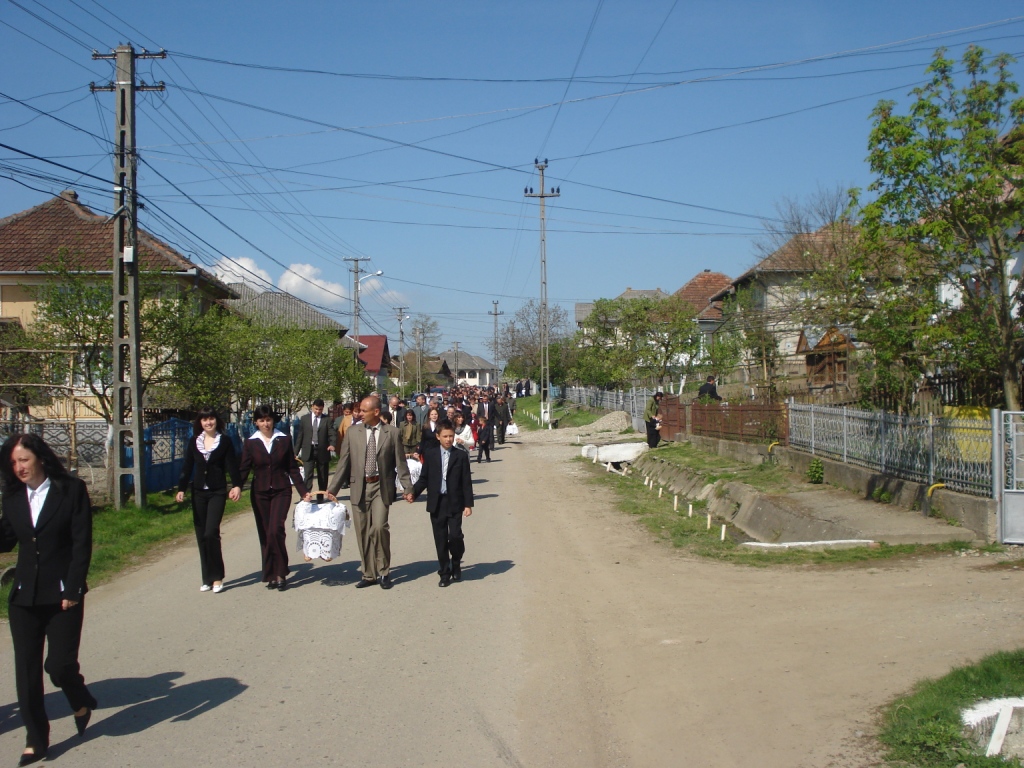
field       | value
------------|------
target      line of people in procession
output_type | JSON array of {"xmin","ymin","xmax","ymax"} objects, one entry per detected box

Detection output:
[{"xmin": 0, "ymin": 382, "xmax": 520, "ymax": 763}]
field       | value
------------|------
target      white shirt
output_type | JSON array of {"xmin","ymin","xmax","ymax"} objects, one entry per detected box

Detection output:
[
  {"xmin": 27, "ymin": 477, "xmax": 51, "ymax": 528},
  {"xmin": 249, "ymin": 430, "xmax": 286, "ymax": 453}
]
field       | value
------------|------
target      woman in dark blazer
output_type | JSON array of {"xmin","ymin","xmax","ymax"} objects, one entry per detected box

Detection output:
[
  {"xmin": 418, "ymin": 407, "xmax": 442, "ymax": 454},
  {"xmin": 237, "ymin": 405, "xmax": 310, "ymax": 591},
  {"xmin": 0, "ymin": 433, "xmax": 97, "ymax": 765},
  {"xmin": 176, "ymin": 406, "xmax": 241, "ymax": 594}
]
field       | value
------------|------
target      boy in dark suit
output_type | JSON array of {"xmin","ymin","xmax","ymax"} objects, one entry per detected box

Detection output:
[
  {"xmin": 475, "ymin": 416, "xmax": 492, "ymax": 463},
  {"xmin": 406, "ymin": 421, "xmax": 474, "ymax": 587}
]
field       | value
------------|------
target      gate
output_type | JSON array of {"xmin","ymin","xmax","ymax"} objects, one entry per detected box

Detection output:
[{"xmin": 999, "ymin": 412, "xmax": 1024, "ymax": 543}]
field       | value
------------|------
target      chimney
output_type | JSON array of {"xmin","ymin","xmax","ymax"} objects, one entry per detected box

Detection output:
[{"xmin": 59, "ymin": 190, "xmax": 78, "ymax": 202}]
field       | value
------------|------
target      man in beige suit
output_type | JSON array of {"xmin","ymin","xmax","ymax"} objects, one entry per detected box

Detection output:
[{"xmin": 328, "ymin": 396, "xmax": 412, "ymax": 589}]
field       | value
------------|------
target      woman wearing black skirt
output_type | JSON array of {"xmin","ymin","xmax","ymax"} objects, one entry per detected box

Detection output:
[
  {"xmin": 238, "ymin": 405, "xmax": 310, "ymax": 590},
  {"xmin": 176, "ymin": 406, "xmax": 241, "ymax": 594},
  {"xmin": 0, "ymin": 434, "xmax": 97, "ymax": 765}
]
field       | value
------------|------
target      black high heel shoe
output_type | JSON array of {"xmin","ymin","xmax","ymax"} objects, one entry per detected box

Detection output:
[
  {"xmin": 75, "ymin": 707, "xmax": 92, "ymax": 736},
  {"xmin": 18, "ymin": 747, "xmax": 47, "ymax": 766},
  {"xmin": 266, "ymin": 580, "xmax": 278, "ymax": 590}
]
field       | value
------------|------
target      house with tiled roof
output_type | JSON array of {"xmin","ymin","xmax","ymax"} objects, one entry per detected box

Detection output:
[
  {"xmin": 353, "ymin": 335, "xmax": 392, "ymax": 391},
  {"xmin": 0, "ymin": 190, "xmax": 235, "ymax": 325},
  {"xmin": 0, "ymin": 190, "xmax": 238, "ymax": 418},
  {"xmin": 709, "ymin": 224, "xmax": 856, "ymax": 383},
  {"xmin": 674, "ymin": 269, "xmax": 733, "ymax": 338}
]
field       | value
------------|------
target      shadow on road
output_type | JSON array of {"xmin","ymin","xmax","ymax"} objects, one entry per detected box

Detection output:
[
  {"xmin": 30, "ymin": 671, "xmax": 247, "ymax": 757},
  {"xmin": 473, "ymin": 494, "xmax": 500, "ymax": 500},
  {"xmin": 287, "ymin": 558, "xmax": 362, "ymax": 588},
  {"xmin": 461, "ymin": 559, "xmax": 514, "ymax": 581}
]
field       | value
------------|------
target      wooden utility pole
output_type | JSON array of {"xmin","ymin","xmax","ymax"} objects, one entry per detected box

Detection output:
[
  {"xmin": 453, "ymin": 341, "xmax": 460, "ymax": 387},
  {"xmin": 525, "ymin": 160, "xmax": 559, "ymax": 428},
  {"xmin": 92, "ymin": 44, "xmax": 165, "ymax": 508},
  {"xmin": 490, "ymin": 300, "xmax": 504, "ymax": 385}
]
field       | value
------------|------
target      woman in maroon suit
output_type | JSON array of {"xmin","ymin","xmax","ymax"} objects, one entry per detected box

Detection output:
[{"xmin": 238, "ymin": 405, "xmax": 311, "ymax": 591}]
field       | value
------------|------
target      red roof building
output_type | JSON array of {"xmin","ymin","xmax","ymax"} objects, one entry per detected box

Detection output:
[{"xmin": 354, "ymin": 335, "xmax": 392, "ymax": 390}]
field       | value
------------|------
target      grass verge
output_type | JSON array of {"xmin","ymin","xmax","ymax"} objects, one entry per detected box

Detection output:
[
  {"xmin": 879, "ymin": 649, "xmax": 1024, "ymax": 767},
  {"xmin": 0, "ymin": 490, "xmax": 251, "ymax": 619},
  {"xmin": 513, "ymin": 395, "xmax": 609, "ymax": 431},
  {"xmin": 582, "ymin": 458, "xmax": 972, "ymax": 567},
  {"xmin": 512, "ymin": 395, "xmax": 542, "ymax": 431}
]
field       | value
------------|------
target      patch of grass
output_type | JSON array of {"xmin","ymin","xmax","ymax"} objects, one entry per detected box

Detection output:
[
  {"xmin": 879, "ymin": 648, "xmax": 1024, "ymax": 767},
  {"xmin": 582, "ymin": 460, "xmax": 972, "ymax": 567},
  {"xmin": 512, "ymin": 395, "xmax": 541, "ymax": 431},
  {"xmin": 649, "ymin": 442, "xmax": 795, "ymax": 494},
  {"xmin": 550, "ymin": 404, "xmax": 605, "ymax": 429},
  {"xmin": 0, "ymin": 490, "xmax": 251, "ymax": 619}
]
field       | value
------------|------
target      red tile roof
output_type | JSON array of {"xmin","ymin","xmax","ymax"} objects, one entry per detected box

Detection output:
[
  {"xmin": 355, "ymin": 335, "xmax": 390, "ymax": 375},
  {"xmin": 0, "ymin": 190, "xmax": 234, "ymax": 297},
  {"xmin": 674, "ymin": 270, "xmax": 732, "ymax": 321}
]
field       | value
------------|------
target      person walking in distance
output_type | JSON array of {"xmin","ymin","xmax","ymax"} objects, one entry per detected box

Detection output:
[
  {"xmin": 476, "ymin": 416, "xmax": 493, "ymax": 463},
  {"xmin": 494, "ymin": 396, "xmax": 512, "ymax": 445},
  {"xmin": 327, "ymin": 396, "xmax": 412, "ymax": 590},
  {"xmin": 644, "ymin": 391, "xmax": 664, "ymax": 449},
  {"xmin": 406, "ymin": 421, "xmax": 473, "ymax": 587},
  {"xmin": 294, "ymin": 399, "xmax": 335, "ymax": 492},
  {"xmin": 698, "ymin": 375, "xmax": 723, "ymax": 402}
]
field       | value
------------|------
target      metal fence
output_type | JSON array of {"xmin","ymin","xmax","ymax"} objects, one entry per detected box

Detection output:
[
  {"xmin": 788, "ymin": 403, "xmax": 992, "ymax": 497},
  {"xmin": 564, "ymin": 386, "xmax": 656, "ymax": 431},
  {"xmin": 0, "ymin": 419, "xmax": 108, "ymax": 468}
]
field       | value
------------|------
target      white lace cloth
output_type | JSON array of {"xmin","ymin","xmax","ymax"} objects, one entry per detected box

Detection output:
[
  {"xmin": 397, "ymin": 457, "xmax": 422, "ymax": 491},
  {"xmin": 293, "ymin": 500, "xmax": 350, "ymax": 561}
]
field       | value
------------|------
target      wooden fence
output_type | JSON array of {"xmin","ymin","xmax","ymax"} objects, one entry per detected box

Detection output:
[{"xmin": 690, "ymin": 403, "xmax": 789, "ymax": 445}]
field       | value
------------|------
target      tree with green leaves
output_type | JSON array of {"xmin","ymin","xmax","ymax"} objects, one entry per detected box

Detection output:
[{"xmin": 859, "ymin": 45, "xmax": 1024, "ymax": 409}]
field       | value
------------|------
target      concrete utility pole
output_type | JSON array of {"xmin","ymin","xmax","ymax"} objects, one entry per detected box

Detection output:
[
  {"xmin": 490, "ymin": 300, "xmax": 504, "ymax": 385},
  {"xmin": 525, "ymin": 160, "xmax": 559, "ymax": 428},
  {"xmin": 414, "ymin": 327, "xmax": 423, "ymax": 393},
  {"xmin": 92, "ymin": 44, "xmax": 165, "ymax": 508},
  {"xmin": 394, "ymin": 306, "xmax": 408, "ymax": 389},
  {"xmin": 453, "ymin": 341, "xmax": 460, "ymax": 387},
  {"xmin": 344, "ymin": 258, "xmax": 381, "ymax": 355}
]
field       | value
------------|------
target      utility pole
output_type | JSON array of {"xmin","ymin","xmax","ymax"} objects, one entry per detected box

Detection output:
[
  {"xmin": 453, "ymin": 341, "xmax": 460, "ymax": 388},
  {"xmin": 525, "ymin": 160, "xmax": 559, "ymax": 428},
  {"xmin": 393, "ymin": 306, "xmax": 408, "ymax": 390},
  {"xmin": 91, "ymin": 44, "xmax": 165, "ymax": 508},
  {"xmin": 414, "ymin": 327, "xmax": 423, "ymax": 392},
  {"xmin": 344, "ymin": 258, "xmax": 368, "ymax": 347},
  {"xmin": 490, "ymin": 300, "xmax": 504, "ymax": 386}
]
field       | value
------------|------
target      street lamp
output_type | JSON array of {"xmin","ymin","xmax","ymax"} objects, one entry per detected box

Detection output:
[{"xmin": 352, "ymin": 269, "xmax": 383, "ymax": 347}]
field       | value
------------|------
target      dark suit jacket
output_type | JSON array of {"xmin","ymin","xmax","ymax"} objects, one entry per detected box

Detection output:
[
  {"xmin": 294, "ymin": 412, "xmax": 334, "ymax": 462},
  {"xmin": 418, "ymin": 421, "xmax": 441, "ymax": 454},
  {"xmin": 178, "ymin": 433, "xmax": 241, "ymax": 493},
  {"xmin": 412, "ymin": 444, "xmax": 474, "ymax": 515},
  {"xmin": 238, "ymin": 433, "xmax": 308, "ymax": 495},
  {"xmin": 0, "ymin": 475, "xmax": 92, "ymax": 606},
  {"xmin": 494, "ymin": 402, "xmax": 512, "ymax": 426},
  {"xmin": 475, "ymin": 402, "xmax": 496, "ymax": 422}
]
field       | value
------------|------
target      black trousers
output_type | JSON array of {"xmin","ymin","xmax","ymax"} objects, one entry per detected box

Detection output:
[
  {"xmin": 430, "ymin": 497, "xmax": 465, "ymax": 576},
  {"xmin": 302, "ymin": 453, "xmax": 330, "ymax": 492},
  {"xmin": 251, "ymin": 488, "xmax": 291, "ymax": 582},
  {"xmin": 9, "ymin": 601, "xmax": 96, "ymax": 751},
  {"xmin": 646, "ymin": 419, "xmax": 661, "ymax": 449},
  {"xmin": 477, "ymin": 441, "xmax": 491, "ymax": 462},
  {"xmin": 496, "ymin": 421, "xmax": 507, "ymax": 444},
  {"xmin": 193, "ymin": 488, "xmax": 227, "ymax": 586}
]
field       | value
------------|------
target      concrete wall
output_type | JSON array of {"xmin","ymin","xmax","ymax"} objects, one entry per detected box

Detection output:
[{"xmin": 653, "ymin": 432, "xmax": 996, "ymax": 541}]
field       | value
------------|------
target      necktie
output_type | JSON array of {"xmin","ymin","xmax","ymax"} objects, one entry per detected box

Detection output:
[
  {"xmin": 312, "ymin": 416, "xmax": 319, "ymax": 445},
  {"xmin": 365, "ymin": 426, "xmax": 378, "ymax": 477},
  {"xmin": 441, "ymin": 449, "xmax": 449, "ymax": 495}
]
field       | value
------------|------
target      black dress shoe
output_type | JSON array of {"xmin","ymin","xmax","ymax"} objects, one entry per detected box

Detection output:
[
  {"xmin": 451, "ymin": 565, "xmax": 462, "ymax": 582},
  {"xmin": 19, "ymin": 749, "xmax": 46, "ymax": 766},
  {"xmin": 277, "ymin": 578, "xmax": 288, "ymax": 591},
  {"xmin": 266, "ymin": 580, "xmax": 278, "ymax": 590},
  {"xmin": 75, "ymin": 706, "xmax": 92, "ymax": 736},
  {"xmin": 379, "ymin": 575, "xmax": 393, "ymax": 590},
  {"xmin": 438, "ymin": 574, "xmax": 451, "ymax": 588},
  {"xmin": 355, "ymin": 578, "xmax": 376, "ymax": 588}
]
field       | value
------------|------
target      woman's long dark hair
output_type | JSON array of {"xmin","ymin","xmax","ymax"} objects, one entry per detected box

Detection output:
[
  {"xmin": 192, "ymin": 406, "xmax": 226, "ymax": 437},
  {"xmin": 0, "ymin": 433, "xmax": 69, "ymax": 493}
]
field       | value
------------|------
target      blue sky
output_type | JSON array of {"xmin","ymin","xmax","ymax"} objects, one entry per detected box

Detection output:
[{"xmin": 2, "ymin": 1, "xmax": 1023, "ymax": 358}]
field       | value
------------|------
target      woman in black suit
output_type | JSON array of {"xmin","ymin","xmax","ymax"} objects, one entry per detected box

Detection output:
[
  {"xmin": 237, "ymin": 405, "xmax": 311, "ymax": 591},
  {"xmin": 418, "ymin": 407, "xmax": 442, "ymax": 454},
  {"xmin": 0, "ymin": 434, "xmax": 97, "ymax": 765},
  {"xmin": 176, "ymin": 406, "xmax": 241, "ymax": 594}
]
